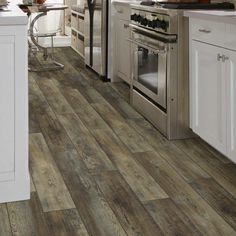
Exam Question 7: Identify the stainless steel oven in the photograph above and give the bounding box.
[129,5,193,139]
[129,27,171,110]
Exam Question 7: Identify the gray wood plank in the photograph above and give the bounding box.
[92,128,168,202]
[0,204,12,236]
[7,193,51,236]
[144,198,202,236]
[46,209,89,236]
[134,151,235,236]
[94,171,164,236]
[29,133,75,212]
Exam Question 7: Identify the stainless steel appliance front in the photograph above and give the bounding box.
[84,0,107,77]
[129,6,193,139]
[130,28,169,110]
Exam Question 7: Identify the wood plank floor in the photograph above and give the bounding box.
[1,47,236,236]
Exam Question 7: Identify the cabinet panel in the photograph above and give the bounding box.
[116,19,131,83]
[0,36,15,174]
[190,18,225,47]
[226,50,236,162]
[191,40,227,154]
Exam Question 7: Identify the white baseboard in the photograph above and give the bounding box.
[38,35,71,48]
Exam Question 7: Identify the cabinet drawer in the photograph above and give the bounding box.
[190,18,225,46]
[114,4,130,20]
[225,24,236,51]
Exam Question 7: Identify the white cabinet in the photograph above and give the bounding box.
[0,22,29,202]
[226,50,236,162]
[191,41,227,154]
[189,18,236,163]
[112,3,131,84]
[116,19,130,83]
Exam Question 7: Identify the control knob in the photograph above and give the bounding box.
[141,18,148,26]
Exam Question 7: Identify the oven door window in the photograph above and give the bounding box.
[135,46,167,109]
[138,47,158,93]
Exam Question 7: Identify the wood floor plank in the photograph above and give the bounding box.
[46,149,127,236]
[92,102,154,153]
[174,139,236,198]
[92,128,168,202]
[7,192,51,236]
[36,77,74,115]
[144,198,202,236]
[56,85,109,130]
[46,209,89,236]
[58,113,115,173]
[110,82,130,103]
[30,175,36,192]
[29,133,75,212]
[190,177,236,231]
[134,151,236,235]
[94,83,142,120]
[128,119,210,183]
[94,171,164,236]
[0,204,12,236]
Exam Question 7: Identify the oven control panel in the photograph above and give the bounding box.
[130,9,171,33]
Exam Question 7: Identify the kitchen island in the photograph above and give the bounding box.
[0,3,29,203]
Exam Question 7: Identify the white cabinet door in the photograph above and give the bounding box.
[116,19,131,84]
[225,50,236,162]
[0,36,15,180]
[191,40,227,154]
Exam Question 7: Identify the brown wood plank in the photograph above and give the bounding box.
[144,198,202,236]
[94,171,164,236]
[92,128,168,202]
[134,151,235,235]
[30,174,36,192]
[45,209,89,236]
[36,77,74,115]
[58,113,116,173]
[56,85,109,130]
[29,133,75,212]
[174,139,236,198]
[46,149,127,236]
[0,204,12,236]
[110,82,130,103]
[190,177,236,231]
[128,119,210,183]
[92,102,154,153]
[7,192,51,236]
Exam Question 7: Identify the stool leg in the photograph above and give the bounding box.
[51,35,54,60]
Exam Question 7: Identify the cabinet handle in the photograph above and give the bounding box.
[222,55,229,62]
[117,10,123,13]
[124,24,129,28]
[217,53,223,61]
[198,29,211,33]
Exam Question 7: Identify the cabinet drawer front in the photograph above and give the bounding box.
[225,24,236,51]
[190,18,225,46]
[114,5,130,20]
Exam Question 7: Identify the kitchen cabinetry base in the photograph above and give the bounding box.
[0,177,30,203]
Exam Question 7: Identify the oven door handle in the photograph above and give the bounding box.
[127,39,167,54]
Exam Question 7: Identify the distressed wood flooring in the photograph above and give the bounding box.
[1,47,236,236]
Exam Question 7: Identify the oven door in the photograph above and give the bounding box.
[130,34,167,110]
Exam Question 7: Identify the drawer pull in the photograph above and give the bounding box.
[198,29,211,33]
[124,24,129,28]
[117,10,123,13]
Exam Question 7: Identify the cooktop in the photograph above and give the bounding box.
[140,1,235,9]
